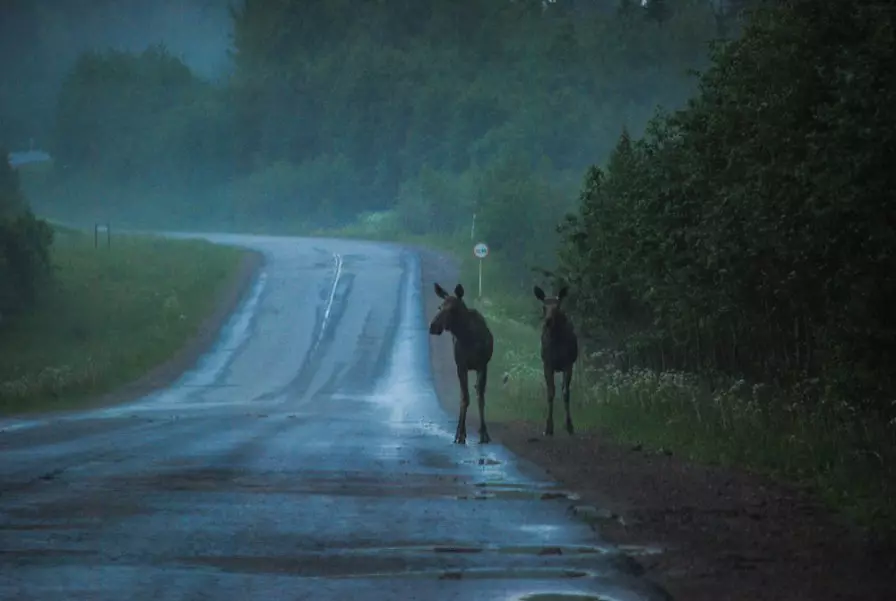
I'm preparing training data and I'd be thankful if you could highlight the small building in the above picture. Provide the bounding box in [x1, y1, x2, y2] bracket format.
[7, 150, 52, 168]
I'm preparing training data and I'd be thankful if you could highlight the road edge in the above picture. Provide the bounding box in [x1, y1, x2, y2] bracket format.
[408, 241, 895, 601]
[411, 242, 671, 587]
[409, 244, 461, 418]
[88, 248, 266, 409]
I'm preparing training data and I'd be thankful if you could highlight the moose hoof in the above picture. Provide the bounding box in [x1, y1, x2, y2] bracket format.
[479, 433, 491, 444]
[566, 423, 575, 435]
[543, 428, 554, 437]
[454, 436, 466, 445]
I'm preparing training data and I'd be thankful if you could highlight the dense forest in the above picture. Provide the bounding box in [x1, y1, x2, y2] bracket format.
[5, 0, 895, 425]
[19, 0, 734, 269]
[0, 150, 54, 321]
[556, 0, 896, 418]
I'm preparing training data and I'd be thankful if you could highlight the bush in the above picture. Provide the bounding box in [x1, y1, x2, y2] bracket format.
[225, 155, 363, 230]
[557, 0, 896, 416]
[0, 151, 54, 319]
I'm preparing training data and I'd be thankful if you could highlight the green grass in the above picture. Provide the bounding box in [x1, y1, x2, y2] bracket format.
[314, 213, 896, 537]
[473, 277, 894, 537]
[0, 228, 247, 415]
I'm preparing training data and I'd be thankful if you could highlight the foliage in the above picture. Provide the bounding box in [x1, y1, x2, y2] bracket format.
[0, 231, 245, 414]
[479, 298, 895, 532]
[224, 156, 361, 228]
[53, 46, 234, 189]
[557, 0, 896, 418]
[26, 0, 724, 283]
[0, 151, 54, 318]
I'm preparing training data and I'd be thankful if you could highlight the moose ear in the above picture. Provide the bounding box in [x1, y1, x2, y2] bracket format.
[557, 286, 569, 301]
[454, 284, 465, 299]
[434, 283, 449, 299]
[533, 285, 545, 301]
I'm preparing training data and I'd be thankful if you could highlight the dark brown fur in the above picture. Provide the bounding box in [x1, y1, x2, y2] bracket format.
[534, 284, 579, 436]
[429, 283, 494, 444]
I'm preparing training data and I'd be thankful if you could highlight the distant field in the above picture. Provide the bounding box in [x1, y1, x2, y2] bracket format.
[0, 228, 247, 415]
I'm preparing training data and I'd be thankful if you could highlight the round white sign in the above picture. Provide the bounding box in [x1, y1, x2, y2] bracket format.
[473, 242, 489, 259]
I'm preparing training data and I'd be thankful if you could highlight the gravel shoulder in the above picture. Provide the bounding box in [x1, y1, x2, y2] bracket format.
[415, 245, 894, 601]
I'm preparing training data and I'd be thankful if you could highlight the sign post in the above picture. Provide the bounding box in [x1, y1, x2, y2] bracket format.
[473, 242, 489, 299]
[94, 222, 111, 249]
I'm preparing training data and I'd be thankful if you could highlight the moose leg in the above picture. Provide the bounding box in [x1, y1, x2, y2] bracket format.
[455, 366, 470, 444]
[476, 367, 491, 444]
[562, 365, 574, 435]
[543, 364, 555, 436]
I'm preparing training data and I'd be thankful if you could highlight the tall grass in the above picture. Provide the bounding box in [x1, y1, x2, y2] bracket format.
[0, 228, 246, 414]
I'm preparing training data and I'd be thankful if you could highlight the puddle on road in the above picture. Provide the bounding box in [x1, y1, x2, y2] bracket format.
[181, 553, 596, 581]
[330, 567, 592, 581]
[433, 546, 483, 554]
[107, 467, 587, 503]
[519, 595, 608, 601]
[0, 522, 82, 531]
[414, 451, 504, 470]
[455, 486, 580, 502]
[0, 548, 98, 566]
[314, 543, 657, 560]
[458, 457, 502, 466]
[4, 496, 150, 522]
[178, 540, 660, 583]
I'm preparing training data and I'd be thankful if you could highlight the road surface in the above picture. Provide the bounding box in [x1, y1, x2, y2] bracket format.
[0, 234, 669, 601]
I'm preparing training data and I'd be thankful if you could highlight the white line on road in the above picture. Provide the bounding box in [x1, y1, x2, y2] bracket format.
[311, 253, 343, 354]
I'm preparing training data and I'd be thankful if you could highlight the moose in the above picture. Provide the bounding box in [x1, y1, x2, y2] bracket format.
[429, 283, 494, 444]
[533, 284, 579, 436]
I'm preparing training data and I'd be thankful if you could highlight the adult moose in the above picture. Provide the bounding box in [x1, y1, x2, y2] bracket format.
[429, 283, 494, 444]
[534, 284, 578, 436]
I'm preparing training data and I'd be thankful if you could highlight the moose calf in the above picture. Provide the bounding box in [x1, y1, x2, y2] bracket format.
[534, 285, 578, 436]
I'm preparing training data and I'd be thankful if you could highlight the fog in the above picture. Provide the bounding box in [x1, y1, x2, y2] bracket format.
[0, 0, 233, 149]
[3, 0, 734, 264]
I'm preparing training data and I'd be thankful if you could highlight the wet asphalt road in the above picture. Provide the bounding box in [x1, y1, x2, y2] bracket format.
[0, 234, 669, 601]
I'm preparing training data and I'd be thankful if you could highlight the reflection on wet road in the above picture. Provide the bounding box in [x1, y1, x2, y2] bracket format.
[0, 234, 669, 601]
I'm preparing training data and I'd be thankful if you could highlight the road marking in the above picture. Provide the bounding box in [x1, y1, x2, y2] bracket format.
[312, 253, 343, 353]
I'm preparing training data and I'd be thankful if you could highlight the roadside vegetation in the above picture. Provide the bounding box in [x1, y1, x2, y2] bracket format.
[5, 0, 893, 535]
[0, 216, 246, 415]
[308, 1, 895, 534]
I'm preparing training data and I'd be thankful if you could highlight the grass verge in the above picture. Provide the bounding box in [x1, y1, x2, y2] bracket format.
[312, 216, 896, 538]
[0, 228, 247, 415]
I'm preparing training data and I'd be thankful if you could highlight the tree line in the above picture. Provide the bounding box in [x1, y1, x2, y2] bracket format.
[0, 152, 54, 322]
[26, 1, 732, 260]
[556, 0, 896, 417]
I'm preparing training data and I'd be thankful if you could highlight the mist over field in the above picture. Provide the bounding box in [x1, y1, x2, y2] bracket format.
[4, 0, 731, 240]
[0, 0, 233, 149]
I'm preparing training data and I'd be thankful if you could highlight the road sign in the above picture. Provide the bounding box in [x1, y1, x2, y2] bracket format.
[94, 222, 111, 249]
[473, 242, 489, 298]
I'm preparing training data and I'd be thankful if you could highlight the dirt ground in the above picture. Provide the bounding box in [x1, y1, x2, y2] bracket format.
[416, 246, 895, 601]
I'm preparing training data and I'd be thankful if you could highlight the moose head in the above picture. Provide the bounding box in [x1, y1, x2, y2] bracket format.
[429, 283, 467, 336]
[533, 284, 569, 327]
